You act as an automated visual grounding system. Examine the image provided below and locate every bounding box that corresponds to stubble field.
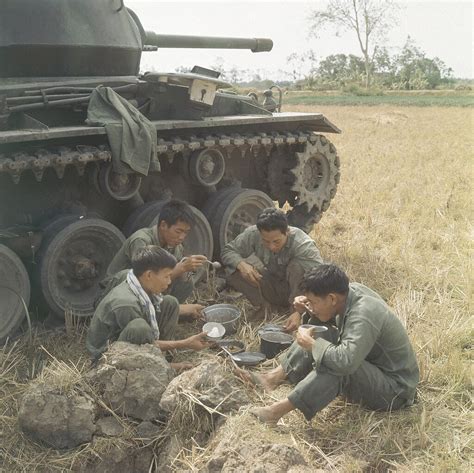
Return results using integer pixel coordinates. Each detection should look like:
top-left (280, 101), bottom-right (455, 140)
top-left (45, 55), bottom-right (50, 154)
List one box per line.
top-left (1, 104), bottom-right (472, 471)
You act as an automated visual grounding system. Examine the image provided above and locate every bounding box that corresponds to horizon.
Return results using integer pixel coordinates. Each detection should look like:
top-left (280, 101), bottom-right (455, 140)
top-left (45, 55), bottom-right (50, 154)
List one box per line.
top-left (127, 0), bottom-right (473, 80)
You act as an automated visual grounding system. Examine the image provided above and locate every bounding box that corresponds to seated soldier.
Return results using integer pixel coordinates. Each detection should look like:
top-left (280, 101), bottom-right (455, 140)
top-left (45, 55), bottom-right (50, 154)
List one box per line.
top-left (236, 264), bottom-right (419, 424)
top-left (221, 207), bottom-right (323, 330)
top-left (87, 246), bottom-right (211, 370)
top-left (106, 199), bottom-right (207, 305)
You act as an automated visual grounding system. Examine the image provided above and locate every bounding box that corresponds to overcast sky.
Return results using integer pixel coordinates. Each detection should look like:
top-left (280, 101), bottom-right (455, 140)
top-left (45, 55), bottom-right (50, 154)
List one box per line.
top-left (127, 0), bottom-right (473, 79)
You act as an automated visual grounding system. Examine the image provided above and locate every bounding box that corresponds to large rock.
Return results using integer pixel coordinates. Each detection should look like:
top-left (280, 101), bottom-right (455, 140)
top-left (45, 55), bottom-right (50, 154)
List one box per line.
top-left (19, 384), bottom-right (96, 449)
top-left (74, 445), bottom-right (154, 473)
top-left (87, 342), bottom-right (174, 421)
top-left (160, 361), bottom-right (249, 415)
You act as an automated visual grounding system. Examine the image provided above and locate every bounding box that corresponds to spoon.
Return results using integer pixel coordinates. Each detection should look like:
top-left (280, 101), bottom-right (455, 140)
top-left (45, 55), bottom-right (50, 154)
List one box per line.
top-left (220, 345), bottom-right (240, 369)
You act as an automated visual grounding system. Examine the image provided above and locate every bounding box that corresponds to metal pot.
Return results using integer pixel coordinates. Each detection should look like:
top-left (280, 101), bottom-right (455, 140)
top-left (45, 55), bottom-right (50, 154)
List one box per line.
top-left (259, 331), bottom-right (293, 359)
top-left (202, 303), bottom-right (241, 335)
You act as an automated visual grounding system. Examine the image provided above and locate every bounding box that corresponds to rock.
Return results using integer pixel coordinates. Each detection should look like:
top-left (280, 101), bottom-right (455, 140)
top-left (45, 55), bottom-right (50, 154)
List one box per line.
top-left (207, 442), bottom-right (307, 472)
top-left (75, 445), bottom-right (154, 473)
top-left (95, 416), bottom-right (124, 437)
top-left (135, 420), bottom-right (162, 439)
top-left (160, 361), bottom-right (249, 415)
top-left (18, 383), bottom-right (96, 449)
top-left (155, 435), bottom-right (186, 473)
top-left (87, 342), bottom-right (174, 421)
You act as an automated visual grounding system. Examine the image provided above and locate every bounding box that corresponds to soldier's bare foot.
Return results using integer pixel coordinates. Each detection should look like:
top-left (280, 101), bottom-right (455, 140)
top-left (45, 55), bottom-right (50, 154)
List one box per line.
top-left (234, 367), bottom-right (283, 391)
top-left (249, 406), bottom-right (280, 425)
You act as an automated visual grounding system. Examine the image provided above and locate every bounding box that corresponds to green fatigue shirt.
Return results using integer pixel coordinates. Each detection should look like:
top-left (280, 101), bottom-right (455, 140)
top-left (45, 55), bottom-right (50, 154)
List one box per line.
top-left (221, 225), bottom-right (323, 279)
top-left (107, 226), bottom-right (184, 276)
top-left (86, 280), bottom-right (160, 358)
top-left (311, 283), bottom-right (419, 400)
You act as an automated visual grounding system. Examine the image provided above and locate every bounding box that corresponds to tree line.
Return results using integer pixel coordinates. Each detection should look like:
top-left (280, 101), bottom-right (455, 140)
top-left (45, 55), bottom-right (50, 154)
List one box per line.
top-left (286, 37), bottom-right (454, 91)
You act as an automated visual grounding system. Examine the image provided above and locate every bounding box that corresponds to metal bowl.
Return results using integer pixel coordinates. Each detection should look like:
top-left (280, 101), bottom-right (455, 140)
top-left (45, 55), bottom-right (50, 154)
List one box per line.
top-left (202, 303), bottom-right (241, 335)
top-left (231, 351), bottom-right (266, 366)
top-left (299, 324), bottom-right (328, 338)
top-left (203, 322), bottom-right (226, 341)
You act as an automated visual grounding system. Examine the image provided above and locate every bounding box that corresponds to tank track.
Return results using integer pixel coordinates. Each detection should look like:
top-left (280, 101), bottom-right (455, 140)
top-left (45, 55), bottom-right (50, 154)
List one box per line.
top-left (0, 130), bottom-right (338, 230)
top-left (0, 130), bottom-right (317, 183)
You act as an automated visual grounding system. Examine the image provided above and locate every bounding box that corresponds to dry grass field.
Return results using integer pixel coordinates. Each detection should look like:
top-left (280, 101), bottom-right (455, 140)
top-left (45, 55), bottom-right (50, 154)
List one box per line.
top-left (1, 104), bottom-right (472, 471)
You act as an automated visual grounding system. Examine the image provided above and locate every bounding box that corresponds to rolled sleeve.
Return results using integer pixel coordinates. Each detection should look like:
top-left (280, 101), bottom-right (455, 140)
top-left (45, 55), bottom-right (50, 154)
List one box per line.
top-left (311, 338), bottom-right (332, 369)
top-left (221, 227), bottom-right (256, 273)
top-left (312, 314), bottom-right (381, 376)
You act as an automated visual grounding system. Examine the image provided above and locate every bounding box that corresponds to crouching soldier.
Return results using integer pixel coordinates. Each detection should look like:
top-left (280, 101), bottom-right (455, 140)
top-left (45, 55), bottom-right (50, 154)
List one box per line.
top-left (221, 207), bottom-right (323, 330)
top-left (87, 246), bottom-right (211, 370)
top-left (236, 264), bottom-right (419, 424)
top-left (106, 199), bottom-right (208, 303)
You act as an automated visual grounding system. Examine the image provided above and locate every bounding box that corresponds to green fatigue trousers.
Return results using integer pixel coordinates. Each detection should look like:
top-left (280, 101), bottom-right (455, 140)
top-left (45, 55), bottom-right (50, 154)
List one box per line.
top-left (280, 324), bottom-right (409, 420)
top-left (117, 295), bottom-right (180, 345)
top-left (226, 260), bottom-right (306, 308)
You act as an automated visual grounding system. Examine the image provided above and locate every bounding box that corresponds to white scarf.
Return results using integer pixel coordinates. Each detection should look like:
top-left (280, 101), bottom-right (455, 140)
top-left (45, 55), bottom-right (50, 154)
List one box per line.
top-left (126, 269), bottom-right (162, 340)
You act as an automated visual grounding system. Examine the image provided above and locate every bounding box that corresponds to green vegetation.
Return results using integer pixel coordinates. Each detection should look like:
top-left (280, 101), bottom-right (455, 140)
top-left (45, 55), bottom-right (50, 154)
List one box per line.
top-left (283, 90), bottom-right (474, 107)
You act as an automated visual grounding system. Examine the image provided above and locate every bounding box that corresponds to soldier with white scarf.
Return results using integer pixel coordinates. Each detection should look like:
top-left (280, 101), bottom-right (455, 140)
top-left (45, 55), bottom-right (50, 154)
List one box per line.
top-left (87, 246), bottom-right (211, 369)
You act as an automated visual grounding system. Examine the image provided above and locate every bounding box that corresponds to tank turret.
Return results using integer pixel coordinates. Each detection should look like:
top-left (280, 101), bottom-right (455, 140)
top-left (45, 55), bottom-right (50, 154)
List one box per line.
top-left (0, 0), bottom-right (271, 78)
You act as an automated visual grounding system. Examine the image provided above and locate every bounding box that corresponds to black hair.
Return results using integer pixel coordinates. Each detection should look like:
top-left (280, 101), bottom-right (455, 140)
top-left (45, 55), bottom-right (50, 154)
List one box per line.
top-left (256, 207), bottom-right (288, 234)
top-left (300, 264), bottom-right (349, 296)
top-left (158, 199), bottom-right (195, 227)
top-left (132, 245), bottom-right (177, 277)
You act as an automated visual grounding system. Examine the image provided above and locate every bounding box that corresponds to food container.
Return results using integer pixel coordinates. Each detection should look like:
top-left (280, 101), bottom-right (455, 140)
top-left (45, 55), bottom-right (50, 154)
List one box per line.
top-left (231, 351), bottom-right (266, 366)
top-left (299, 324), bottom-right (328, 338)
top-left (216, 339), bottom-right (245, 355)
top-left (259, 331), bottom-right (293, 359)
top-left (203, 322), bottom-right (226, 341)
top-left (202, 304), bottom-right (241, 335)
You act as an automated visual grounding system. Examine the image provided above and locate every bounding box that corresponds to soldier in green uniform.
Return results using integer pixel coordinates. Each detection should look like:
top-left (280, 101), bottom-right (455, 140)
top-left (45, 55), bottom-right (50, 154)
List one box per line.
top-left (87, 246), bottom-right (211, 369)
top-left (221, 208), bottom-right (323, 330)
top-left (106, 199), bottom-right (207, 312)
top-left (236, 264), bottom-right (419, 424)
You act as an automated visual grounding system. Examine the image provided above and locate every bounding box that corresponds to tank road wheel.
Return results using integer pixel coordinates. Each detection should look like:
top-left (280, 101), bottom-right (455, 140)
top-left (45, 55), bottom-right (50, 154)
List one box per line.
top-left (39, 219), bottom-right (125, 318)
top-left (150, 206), bottom-right (214, 283)
top-left (269, 135), bottom-right (340, 232)
top-left (99, 164), bottom-right (142, 201)
top-left (188, 148), bottom-right (226, 187)
top-left (0, 244), bottom-right (30, 341)
top-left (122, 199), bottom-right (169, 237)
top-left (208, 188), bottom-right (274, 258)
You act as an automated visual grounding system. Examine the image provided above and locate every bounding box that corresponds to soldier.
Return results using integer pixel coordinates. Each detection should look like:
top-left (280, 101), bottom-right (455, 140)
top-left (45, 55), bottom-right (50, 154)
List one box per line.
top-left (105, 199), bottom-right (207, 316)
top-left (236, 264), bottom-right (419, 424)
top-left (221, 207), bottom-right (323, 331)
top-left (87, 246), bottom-right (211, 370)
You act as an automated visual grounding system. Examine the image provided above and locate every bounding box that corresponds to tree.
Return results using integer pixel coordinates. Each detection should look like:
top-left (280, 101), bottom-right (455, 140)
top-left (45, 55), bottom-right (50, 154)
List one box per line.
top-left (308, 0), bottom-right (398, 88)
top-left (393, 37), bottom-right (452, 90)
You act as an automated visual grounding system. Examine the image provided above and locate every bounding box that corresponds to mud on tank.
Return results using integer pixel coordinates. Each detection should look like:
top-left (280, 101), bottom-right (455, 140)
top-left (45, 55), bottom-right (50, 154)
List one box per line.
top-left (0, 0), bottom-right (341, 340)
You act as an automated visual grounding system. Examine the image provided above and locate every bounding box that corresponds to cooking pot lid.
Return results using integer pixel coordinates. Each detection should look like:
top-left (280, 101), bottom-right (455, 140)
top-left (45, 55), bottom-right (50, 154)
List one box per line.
top-left (259, 331), bottom-right (293, 343)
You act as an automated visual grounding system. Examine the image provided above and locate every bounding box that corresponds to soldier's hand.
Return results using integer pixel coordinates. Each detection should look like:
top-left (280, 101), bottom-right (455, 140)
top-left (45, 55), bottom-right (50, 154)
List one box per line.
top-left (184, 332), bottom-right (212, 351)
top-left (237, 261), bottom-right (262, 287)
top-left (283, 311), bottom-right (301, 333)
top-left (293, 295), bottom-right (310, 314)
top-left (179, 255), bottom-right (207, 273)
top-left (180, 303), bottom-right (205, 320)
top-left (296, 326), bottom-right (316, 352)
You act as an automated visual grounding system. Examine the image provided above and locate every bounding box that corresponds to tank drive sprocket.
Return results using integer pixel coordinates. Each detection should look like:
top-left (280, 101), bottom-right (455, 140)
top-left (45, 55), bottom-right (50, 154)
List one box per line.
top-left (268, 134), bottom-right (340, 231)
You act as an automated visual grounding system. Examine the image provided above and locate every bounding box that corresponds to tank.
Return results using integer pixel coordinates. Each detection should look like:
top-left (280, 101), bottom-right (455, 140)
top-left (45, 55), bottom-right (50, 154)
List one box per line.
top-left (0, 0), bottom-right (341, 339)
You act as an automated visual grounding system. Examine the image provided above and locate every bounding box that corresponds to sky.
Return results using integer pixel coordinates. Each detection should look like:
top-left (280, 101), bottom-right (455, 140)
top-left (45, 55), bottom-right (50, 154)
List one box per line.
top-left (127, 0), bottom-right (473, 79)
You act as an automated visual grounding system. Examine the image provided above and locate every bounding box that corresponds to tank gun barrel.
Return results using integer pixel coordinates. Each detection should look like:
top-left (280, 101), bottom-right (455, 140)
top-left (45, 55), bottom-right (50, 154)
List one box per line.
top-left (144, 32), bottom-right (273, 53)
